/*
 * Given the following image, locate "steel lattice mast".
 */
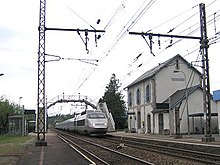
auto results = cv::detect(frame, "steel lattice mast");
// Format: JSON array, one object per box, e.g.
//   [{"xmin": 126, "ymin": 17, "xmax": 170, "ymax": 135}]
[
  {"xmin": 36, "ymin": 0, "xmax": 105, "ymax": 146},
  {"xmin": 200, "ymin": 3, "xmax": 214, "ymax": 142},
  {"xmin": 129, "ymin": 3, "xmax": 214, "ymax": 141},
  {"xmin": 36, "ymin": 0, "xmax": 47, "ymax": 146}
]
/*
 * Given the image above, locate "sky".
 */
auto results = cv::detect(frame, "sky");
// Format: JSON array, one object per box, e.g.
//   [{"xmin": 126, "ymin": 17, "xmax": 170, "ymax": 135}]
[{"xmin": 0, "ymin": 0, "xmax": 219, "ymax": 115}]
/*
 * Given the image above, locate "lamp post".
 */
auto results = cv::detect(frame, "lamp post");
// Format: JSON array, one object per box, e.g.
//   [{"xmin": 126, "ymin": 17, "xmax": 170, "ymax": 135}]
[
  {"xmin": 173, "ymin": 70, "xmax": 190, "ymax": 136},
  {"xmin": 19, "ymin": 97, "xmax": 25, "ymax": 136},
  {"xmin": 19, "ymin": 97, "xmax": 22, "ymax": 107}
]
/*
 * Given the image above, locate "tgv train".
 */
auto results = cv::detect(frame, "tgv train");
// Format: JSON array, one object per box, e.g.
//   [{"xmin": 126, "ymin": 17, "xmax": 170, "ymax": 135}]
[{"xmin": 55, "ymin": 110, "xmax": 108, "ymax": 135}]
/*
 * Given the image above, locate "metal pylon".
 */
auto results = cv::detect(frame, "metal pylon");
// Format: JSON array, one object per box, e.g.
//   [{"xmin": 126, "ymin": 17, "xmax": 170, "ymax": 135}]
[
  {"xmin": 36, "ymin": 0, "xmax": 47, "ymax": 146},
  {"xmin": 200, "ymin": 3, "xmax": 215, "ymax": 142}
]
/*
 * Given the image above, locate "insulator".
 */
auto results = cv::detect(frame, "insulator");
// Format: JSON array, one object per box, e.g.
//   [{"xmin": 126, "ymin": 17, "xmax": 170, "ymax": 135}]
[
  {"xmin": 97, "ymin": 19, "xmax": 101, "ymax": 24},
  {"xmin": 158, "ymin": 37, "xmax": 161, "ymax": 49},
  {"xmin": 97, "ymin": 34, "xmax": 101, "ymax": 39},
  {"xmin": 170, "ymin": 37, "xmax": 173, "ymax": 44}
]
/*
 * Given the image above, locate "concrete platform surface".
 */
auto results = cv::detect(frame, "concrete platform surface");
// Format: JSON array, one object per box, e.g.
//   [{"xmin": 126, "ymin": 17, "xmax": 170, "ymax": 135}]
[
  {"xmin": 108, "ymin": 131, "xmax": 220, "ymax": 146},
  {"xmin": 19, "ymin": 130, "xmax": 93, "ymax": 165}
]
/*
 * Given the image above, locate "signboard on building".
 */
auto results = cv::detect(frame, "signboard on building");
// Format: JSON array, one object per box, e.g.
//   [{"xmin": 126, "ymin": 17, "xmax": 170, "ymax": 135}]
[
  {"xmin": 127, "ymin": 112, "xmax": 135, "ymax": 115},
  {"xmin": 213, "ymin": 90, "xmax": 220, "ymax": 101}
]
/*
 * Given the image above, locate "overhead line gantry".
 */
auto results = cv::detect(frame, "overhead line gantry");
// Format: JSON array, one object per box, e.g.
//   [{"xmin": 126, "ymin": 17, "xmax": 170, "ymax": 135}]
[
  {"xmin": 129, "ymin": 3, "xmax": 214, "ymax": 142},
  {"xmin": 36, "ymin": 0, "xmax": 105, "ymax": 146}
]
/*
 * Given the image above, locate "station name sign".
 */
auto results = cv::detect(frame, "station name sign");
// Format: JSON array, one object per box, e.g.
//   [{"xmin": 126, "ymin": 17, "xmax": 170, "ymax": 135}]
[{"xmin": 127, "ymin": 112, "xmax": 135, "ymax": 115}]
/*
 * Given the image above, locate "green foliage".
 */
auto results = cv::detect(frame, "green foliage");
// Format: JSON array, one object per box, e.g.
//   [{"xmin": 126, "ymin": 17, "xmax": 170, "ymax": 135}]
[
  {"xmin": 100, "ymin": 74, "xmax": 127, "ymax": 129},
  {"xmin": 0, "ymin": 96, "xmax": 22, "ymax": 134},
  {"xmin": 0, "ymin": 134, "xmax": 33, "ymax": 154},
  {"xmin": 0, "ymin": 134, "xmax": 31, "ymax": 144},
  {"xmin": 48, "ymin": 114, "xmax": 74, "ymax": 127}
]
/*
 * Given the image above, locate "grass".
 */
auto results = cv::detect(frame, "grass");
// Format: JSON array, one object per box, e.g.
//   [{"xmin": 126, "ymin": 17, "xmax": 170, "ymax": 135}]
[{"xmin": 0, "ymin": 134, "xmax": 35, "ymax": 155}]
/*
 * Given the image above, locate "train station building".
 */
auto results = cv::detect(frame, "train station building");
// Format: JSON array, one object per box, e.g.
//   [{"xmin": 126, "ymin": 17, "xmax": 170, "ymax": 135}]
[
  {"xmin": 126, "ymin": 54, "xmax": 219, "ymax": 135},
  {"xmin": 7, "ymin": 109, "xmax": 36, "ymax": 136},
  {"xmin": 213, "ymin": 90, "xmax": 220, "ymax": 134}
]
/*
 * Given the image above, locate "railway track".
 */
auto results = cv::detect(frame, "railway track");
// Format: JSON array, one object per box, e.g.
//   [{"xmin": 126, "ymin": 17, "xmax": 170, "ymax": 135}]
[
  {"xmin": 106, "ymin": 136, "xmax": 220, "ymax": 165},
  {"xmin": 57, "ymin": 130, "xmax": 154, "ymax": 165},
  {"xmin": 56, "ymin": 130, "xmax": 220, "ymax": 164}
]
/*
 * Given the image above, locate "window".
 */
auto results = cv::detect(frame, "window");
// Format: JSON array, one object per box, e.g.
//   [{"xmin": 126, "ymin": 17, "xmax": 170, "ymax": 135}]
[
  {"xmin": 136, "ymin": 88, "xmax": 141, "ymax": 105},
  {"xmin": 145, "ymin": 84, "xmax": 151, "ymax": 102},
  {"xmin": 128, "ymin": 91, "xmax": 132, "ymax": 106},
  {"xmin": 175, "ymin": 59, "xmax": 179, "ymax": 70}
]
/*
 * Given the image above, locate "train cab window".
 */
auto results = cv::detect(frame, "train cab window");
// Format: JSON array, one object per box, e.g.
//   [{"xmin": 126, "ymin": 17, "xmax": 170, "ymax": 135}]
[
  {"xmin": 88, "ymin": 113, "xmax": 106, "ymax": 119},
  {"xmin": 81, "ymin": 111, "xmax": 86, "ymax": 115}
]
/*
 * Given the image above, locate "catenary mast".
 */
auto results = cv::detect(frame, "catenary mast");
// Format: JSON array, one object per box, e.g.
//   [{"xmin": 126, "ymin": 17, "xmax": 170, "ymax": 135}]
[{"xmin": 36, "ymin": 0, "xmax": 105, "ymax": 146}]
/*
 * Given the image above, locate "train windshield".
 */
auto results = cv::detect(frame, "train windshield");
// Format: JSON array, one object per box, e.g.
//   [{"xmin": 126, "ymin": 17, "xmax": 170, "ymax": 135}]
[{"xmin": 88, "ymin": 113, "xmax": 106, "ymax": 119}]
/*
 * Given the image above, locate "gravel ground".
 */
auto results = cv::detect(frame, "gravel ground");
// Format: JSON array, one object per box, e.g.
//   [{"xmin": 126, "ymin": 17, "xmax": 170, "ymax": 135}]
[
  {"xmin": 71, "ymin": 134, "xmax": 206, "ymax": 165},
  {"xmin": 0, "ymin": 156, "xmax": 20, "ymax": 165},
  {"xmin": 0, "ymin": 134, "xmax": 35, "ymax": 165}
]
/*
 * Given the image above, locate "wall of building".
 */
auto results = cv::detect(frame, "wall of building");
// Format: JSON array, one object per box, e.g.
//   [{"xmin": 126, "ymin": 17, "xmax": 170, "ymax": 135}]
[
  {"xmin": 213, "ymin": 90, "xmax": 220, "ymax": 134},
  {"xmin": 218, "ymin": 102, "xmax": 220, "ymax": 134},
  {"xmin": 127, "ymin": 78, "xmax": 153, "ymax": 133},
  {"xmin": 127, "ymin": 56, "xmax": 203, "ymax": 134},
  {"xmin": 155, "ymin": 59, "xmax": 201, "ymax": 103},
  {"xmin": 172, "ymin": 89, "xmax": 219, "ymax": 134}
]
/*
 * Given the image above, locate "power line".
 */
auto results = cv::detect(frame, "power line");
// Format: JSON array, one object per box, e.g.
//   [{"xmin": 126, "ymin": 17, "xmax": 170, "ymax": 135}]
[
  {"xmin": 119, "ymin": 3, "xmax": 220, "ymax": 91},
  {"xmin": 104, "ymin": 0, "xmax": 127, "ymax": 30},
  {"xmin": 105, "ymin": 0, "xmax": 156, "ymax": 54},
  {"xmin": 71, "ymin": 0, "xmax": 156, "ymax": 95},
  {"xmin": 64, "ymin": 3, "xmax": 96, "ymax": 30}
]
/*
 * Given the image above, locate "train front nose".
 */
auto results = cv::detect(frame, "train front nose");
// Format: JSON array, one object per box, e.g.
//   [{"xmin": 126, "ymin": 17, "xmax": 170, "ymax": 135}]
[
  {"xmin": 89, "ymin": 120, "xmax": 108, "ymax": 128},
  {"xmin": 94, "ymin": 122, "xmax": 108, "ymax": 128}
]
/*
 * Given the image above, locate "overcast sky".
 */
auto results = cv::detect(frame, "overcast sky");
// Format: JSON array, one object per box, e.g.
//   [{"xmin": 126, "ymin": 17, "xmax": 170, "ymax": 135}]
[{"xmin": 0, "ymin": 0, "xmax": 219, "ymax": 115}]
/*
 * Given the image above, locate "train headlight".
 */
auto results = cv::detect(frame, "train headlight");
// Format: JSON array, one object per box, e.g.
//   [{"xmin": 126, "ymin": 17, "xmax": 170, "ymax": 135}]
[{"xmin": 89, "ymin": 122, "xmax": 96, "ymax": 127}]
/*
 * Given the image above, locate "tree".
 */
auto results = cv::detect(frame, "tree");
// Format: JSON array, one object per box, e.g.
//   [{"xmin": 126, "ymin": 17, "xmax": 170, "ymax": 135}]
[
  {"xmin": 0, "ymin": 96, "xmax": 21, "ymax": 134},
  {"xmin": 100, "ymin": 74, "xmax": 127, "ymax": 129}
]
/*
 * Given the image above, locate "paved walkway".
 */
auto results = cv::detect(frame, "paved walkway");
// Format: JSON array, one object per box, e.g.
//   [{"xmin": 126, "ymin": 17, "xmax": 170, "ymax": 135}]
[
  {"xmin": 108, "ymin": 131, "xmax": 220, "ymax": 145},
  {"xmin": 18, "ymin": 130, "xmax": 219, "ymax": 164},
  {"xmin": 19, "ymin": 130, "xmax": 93, "ymax": 165}
]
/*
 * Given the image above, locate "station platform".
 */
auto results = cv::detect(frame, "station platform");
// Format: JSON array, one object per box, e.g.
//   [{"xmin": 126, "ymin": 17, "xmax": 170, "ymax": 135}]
[
  {"xmin": 19, "ymin": 130, "xmax": 94, "ymax": 165},
  {"xmin": 108, "ymin": 131, "xmax": 220, "ymax": 146}
]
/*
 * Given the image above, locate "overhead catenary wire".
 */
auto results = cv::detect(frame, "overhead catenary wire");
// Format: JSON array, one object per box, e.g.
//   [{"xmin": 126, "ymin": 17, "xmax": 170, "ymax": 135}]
[
  {"xmin": 146, "ymin": 0, "xmax": 216, "ymax": 33},
  {"xmin": 105, "ymin": 0, "xmax": 156, "ymax": 55},
  {"xmin": 72, "ymin": 0, "xmax": 156, "ymax": 95},
  {"xmin": 122, "ymin": 4, "xmax": 204, "ymax": 79},
  {"xmin": 65, "ymin": 4, "xmax": 96, "ymax": 30},
  {"xmin": 118, "ymin": 1, "xmax": 219, "ymax": 90},
  {"xmin": 148, "ymin": 11, "xmax": 220, "ymax": 58},
  {"xmin": 104, "ymin": 0, "xmax": 127, "ymax": 31},
  {"xmin": 71, "ymin": 0, "xmax": 204, "ymax": 96},
  {"xmin": 145, "ymin": 1, "xmax": 219, "ymax": 51},
  {"xmin": 72, "ymin": 67, "xmax": 97, "ymax": 95},
  {"xmin": 148, "ymin": 6, "xmax": 198, "ymax": 33},
  {"xmin": 119, "ymin": 4, "xmax": 220, "ymax": 89},
  {"xmin": 52, "ymin": 0, "xmax": 219, "ymax": 107},
  {"xmin": 179, "ymin": 51, "xmax": 202, "ymax": 120}
]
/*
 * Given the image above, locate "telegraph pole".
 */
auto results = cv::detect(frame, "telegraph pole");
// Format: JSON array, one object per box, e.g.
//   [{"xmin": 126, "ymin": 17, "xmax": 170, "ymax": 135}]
[
  {"xmin": 129, "ymin": 3, "xmax": 214, "ymax": 141},
  {"xmin": 36, "ymin": 0, "xmax": 105, "ymax": 146}
]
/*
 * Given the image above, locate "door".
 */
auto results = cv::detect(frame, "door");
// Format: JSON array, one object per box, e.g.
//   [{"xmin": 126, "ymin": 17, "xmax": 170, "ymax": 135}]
[
  {"xmin": 159, "ymin": 113, "xmax": 164, "ymax": 134},
  {"xmin": 137, "ymin": 111, "xmax": 141, "ymax": 129},
  {"xmin": 147, "ymin": 114, "xmax": 151, "ymax": 133}
]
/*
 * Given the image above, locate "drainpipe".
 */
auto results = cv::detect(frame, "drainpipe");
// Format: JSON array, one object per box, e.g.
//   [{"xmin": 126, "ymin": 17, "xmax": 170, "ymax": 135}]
[{"xmin": 152, "ymin": 78, "xmax": 156, "ymax": 134}]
